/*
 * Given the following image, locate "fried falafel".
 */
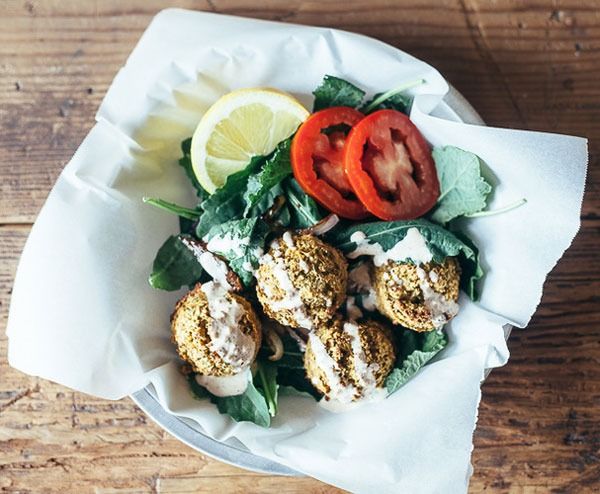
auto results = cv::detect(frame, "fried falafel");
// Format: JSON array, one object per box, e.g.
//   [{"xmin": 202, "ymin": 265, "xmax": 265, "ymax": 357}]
[
  {"xmin": 255, "ymin": 232, "xmax": 347, "ymax": 330},
  {"xmin": 171, "ymin": 282, "xmax": 261, "ymax": 376},
  {"xmin": 373, "ymin": 257, "xmax": 460, "ymax": 332},
  {"xmin": 304, "ymin": 319, "xmax": 395, "ymax": 402}
]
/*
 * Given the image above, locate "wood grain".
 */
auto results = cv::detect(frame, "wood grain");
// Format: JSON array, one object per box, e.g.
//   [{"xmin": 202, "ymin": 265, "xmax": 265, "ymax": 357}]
[{"xmin": 1, "ymin": 1, "xmax": 598, "ymax": 493}]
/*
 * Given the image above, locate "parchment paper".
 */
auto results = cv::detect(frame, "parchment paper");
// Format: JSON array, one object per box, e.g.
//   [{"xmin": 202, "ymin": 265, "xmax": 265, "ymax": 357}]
[{"xmin": 7, "ymin": 9, "xmax": 587, "ymax": 493}]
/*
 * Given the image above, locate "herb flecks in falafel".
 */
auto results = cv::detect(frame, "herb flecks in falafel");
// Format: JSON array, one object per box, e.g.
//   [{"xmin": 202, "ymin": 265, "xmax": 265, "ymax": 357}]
[
  {"xmin": 373, "ymin": 258, "xmax": 460, "ymax": 332},
  {"xmin": 256, "ymin": 233, "xmax": 347, "ymax": 330},
  {"xmin": 304, "ymin": 319, "xmax": 395, "ymax": 403}
]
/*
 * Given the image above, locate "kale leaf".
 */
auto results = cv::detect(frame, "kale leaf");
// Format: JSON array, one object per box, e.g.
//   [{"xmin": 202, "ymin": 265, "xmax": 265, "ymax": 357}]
[
  {"xmin": 283, "ymin": 177, "xmax": 323, "ymax": 229},
  {"xmin": 211, "ymin": 379, "xmax": 271, "ymax": 427},
  {"xmin": 430, "ymin": 146, "xmax": 492, "ymax": 224},
  {"xmin": 243, "ymin": 138, "xmax": 293, "ymax": 214},
  {"xmin": 312, "ymin": 75, "xmax": 365, "ymax": 111},
  {"xmin": 195, "ymin": 155, "xmax": 266, "ymax": 238},
  {"xmin": 361, "ymin": 91, "xmax": 411, "ymax": 114},
  {"xmin": 386, "ymin": 330, "xmax": 448, "ymax": 394},
  {"xmin": 255, "ymin": 360, "xmax": 279, "ymax": 417},
  {"xmin": 187, "ymin": 372, "xmax": 272, "ymax": 427},
  {"xmin": 148, "ymin": 235, "xmax": 204, "ymax": 291},
  {"xmin": 203, "ymin": 217, "xmax": 271, "ymax": 287}
]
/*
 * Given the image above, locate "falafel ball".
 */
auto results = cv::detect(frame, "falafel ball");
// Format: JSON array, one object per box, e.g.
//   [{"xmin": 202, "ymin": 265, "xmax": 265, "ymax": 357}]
[
  {"xmin": 255, "ymin": 232, "xmax": 347, "ymax": 330},
  {"xmin": 373, "ymin": 257, "xmax": 461, "ymax": 332},
  {"xmin": 304, "ymin": 319, "xmax": 395, "ymax": 402},
  {"xmin": 171, "ymin": 283, "xmax": 261, "ymax": 376}
]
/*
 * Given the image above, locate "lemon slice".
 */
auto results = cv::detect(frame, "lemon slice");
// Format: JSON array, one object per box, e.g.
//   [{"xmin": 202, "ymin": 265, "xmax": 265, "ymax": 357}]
[{"xmin": 191, "ymin": 88, "xmax": 310, "ymax": 193}]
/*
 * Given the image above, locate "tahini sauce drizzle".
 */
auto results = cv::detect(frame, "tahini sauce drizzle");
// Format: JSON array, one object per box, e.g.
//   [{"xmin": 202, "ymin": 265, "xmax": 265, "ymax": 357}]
[
  {"xmin": 416, "ymin": 267, "xmax": 459, "ymax": 328},
  {"xmin": 259, "ymin": 239, "xmax": 313, "ymax": 330},
  {"xmin": 195, "ymin": 368, "xmax": 251, "ymax": 397},
  {"xmin": 312, "ymin": 322, "xmax": 382, "ymax": 408},
  {"xmin": 200, "ymin": 282, "xmax": 256, "ymax": 374},
  {"xmin": 348, "ymin": 227, "xmax": 433, "ymax": 266}
]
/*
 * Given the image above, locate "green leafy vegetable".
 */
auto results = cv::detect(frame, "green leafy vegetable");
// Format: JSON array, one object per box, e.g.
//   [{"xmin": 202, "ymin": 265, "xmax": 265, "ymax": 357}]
[
  {"xmin": 255, "ymin": 361, "xmax": 279, "ymax": 417},
  {"xmin": 196, "ymin": 139, "xmax": 295, "ymax": 237},
  {"xmin": 312, "ymin": 75, "xmax": 365, "ymax": 111},
  {"xmin": 327, "ymin": 218, "xmax": 483, "ymax": 299},
  {"xmin": 386, "ymin": 330, "xmax": 447, "ymax": 394},
  {"xmin": 179, "ymin": 138, "xmax": 209, "ymax": 201},
  {"xmin": 430, "ymin": 146, "xmax": 492, "ymax": 224},
  {"xmin": 283, "ymin": 177, "xmax": 323, "ymax": 229},
  {"xmin": 179, "ymin": 216, "xmax": 197, "ymax": 235},
  {"xmin": 243, "ymin": 138, "xmax": 293, "ymax": 214},
  {"xmin": 272, "ymin": 332, "xmax": 305, "ymax": 369},
  {"xmin": 195, "ymin": 155, "xmax": 265, "ymax": 238},
  {"xmin": 362, "ymin": 91, "xmax": 411, "ymax": 114},
  {"xmin": 277, "ymin": 368, "xmax": 321, "ymax": 400},
  {"xmin": 360, "ymin": 78, "xmax": 424, "ymax": 114},
  {"xmin": 272, "ymin": 333, "xmax": 321, "ymax": 399},
  {"xmin": 187, "ymin": 372, "xmax": 273, "ymax": 427},
  {"xmin": 203, "ymin": 217, "xmax": 271, "ymax": 286},
  {"xmin": 143, "ymin": 197, "xmax": 201, "ymax": 221},
  {"xmin": 211, "ymin": 379, "xmax": 271, "ymax": 427},
  {"xmin": 149, "ymin": 235, "xmax": 204, "ymax": 291}
]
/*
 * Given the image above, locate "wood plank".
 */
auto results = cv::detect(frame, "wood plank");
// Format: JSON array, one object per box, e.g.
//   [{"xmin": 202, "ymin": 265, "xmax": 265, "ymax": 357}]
[{"xmin": 1, "ymin": 0, "xmax": 599, "ymax": 493}]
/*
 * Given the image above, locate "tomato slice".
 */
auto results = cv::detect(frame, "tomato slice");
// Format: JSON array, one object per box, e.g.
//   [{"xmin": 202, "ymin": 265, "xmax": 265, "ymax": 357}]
[
  {"xmin": 291, "ymin": 107, "xmax": 369, "ymax": 220},
  {"xmin": 343, "ymin": 109, "xmax": 439, "ymax": 220}
]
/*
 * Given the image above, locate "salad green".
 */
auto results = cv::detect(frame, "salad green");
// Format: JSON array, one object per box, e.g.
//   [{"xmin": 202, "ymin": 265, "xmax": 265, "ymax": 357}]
[{"xmin": 146, "ymin": 75, "xmax": 509, "ymax": 427}]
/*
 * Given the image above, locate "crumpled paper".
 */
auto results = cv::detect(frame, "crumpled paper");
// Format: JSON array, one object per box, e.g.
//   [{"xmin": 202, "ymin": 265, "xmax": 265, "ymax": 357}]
[{"xmin": 6, "ymin": 9, "xmax": 587, "ymax": 493}]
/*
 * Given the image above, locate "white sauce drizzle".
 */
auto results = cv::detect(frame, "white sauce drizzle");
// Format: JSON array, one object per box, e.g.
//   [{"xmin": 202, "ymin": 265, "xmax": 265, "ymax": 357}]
[
  {"xmin": 344, "ymin": 322, "xmax": 379, "ymax": 396},
  {"xmin": 199, "ymin": 252, "xmax": 231, "ymax": 289},
  {"xmin": 259, "ymin": 240, "xmax": 313, "ymax": 330},
  {"xmin": 195, "ymin": 368, "xmax": 250, "ymax": 397},
  {"xmin": 348, "ymin": 263, "xmax": 377, "ymax": 312},
  {"xmin": 282, "ymin": 231, "xmax": 295, "ymax": 248},
  {"xmin": 200, "ymin": 282, "xmax": 255, "ymax": 373},
  {"xmin": 416, "ymin": 267, "xmax": 459, "ymax": 328},
  {"xmin": 180, "ymin": 237, "xmax": 231, "ymax": 289},
  {"xmin": 241, "ymin": 247, "xmax": 264, "ymax": 276},
  {"xmin": 310, "ymin": 322, "xmax": 382, "ymax": 406},
  {"xmin": 308, "ymin": 332, "xmax": 356, "ymax": 403},
  {"xmin": 204, "ymin": 232, "xmax": 249, "ymax": 258},
  {"xmin": 348, "ymin": 227, "xmax": 433, "ymax": 266}
]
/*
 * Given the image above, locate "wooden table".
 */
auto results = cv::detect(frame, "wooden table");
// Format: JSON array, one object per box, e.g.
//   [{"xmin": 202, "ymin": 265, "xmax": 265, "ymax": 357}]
[{"xmin": 1, "ymin": 1, "xmax": 598, "ymax": 492}]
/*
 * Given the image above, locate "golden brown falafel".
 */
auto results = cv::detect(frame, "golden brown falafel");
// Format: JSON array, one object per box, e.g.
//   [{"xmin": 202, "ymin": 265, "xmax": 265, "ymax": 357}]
[
  {"xmin": 255, "ymin": 233, "xmax": 347, "ymax": 330},
  {"xmin": 304, "ymin": 319, "xmax": 395, "ymax": 402},
  {"xmin": 171, "ymin": 283, "xmax": 261, "ymax": 376},
  {"xmin": 373, "ymin": 257, "xmax": 461, "ymax": 332}
]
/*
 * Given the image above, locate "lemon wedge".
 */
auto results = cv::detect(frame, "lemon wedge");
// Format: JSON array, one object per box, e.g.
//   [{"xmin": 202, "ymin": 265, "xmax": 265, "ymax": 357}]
[{"xmin": 191, "ymin": 88, "xmax": 310, "ymax": 193}]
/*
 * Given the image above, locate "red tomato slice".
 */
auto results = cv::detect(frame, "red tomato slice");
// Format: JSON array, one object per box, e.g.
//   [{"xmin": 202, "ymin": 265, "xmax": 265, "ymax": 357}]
[
  {"xmin": 343, "ymin": 109, "xmax": 440, "ymax": 220},
  {"xmin": 291, "ymin": 107, "xmax": 369, "ymax": 220}
]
